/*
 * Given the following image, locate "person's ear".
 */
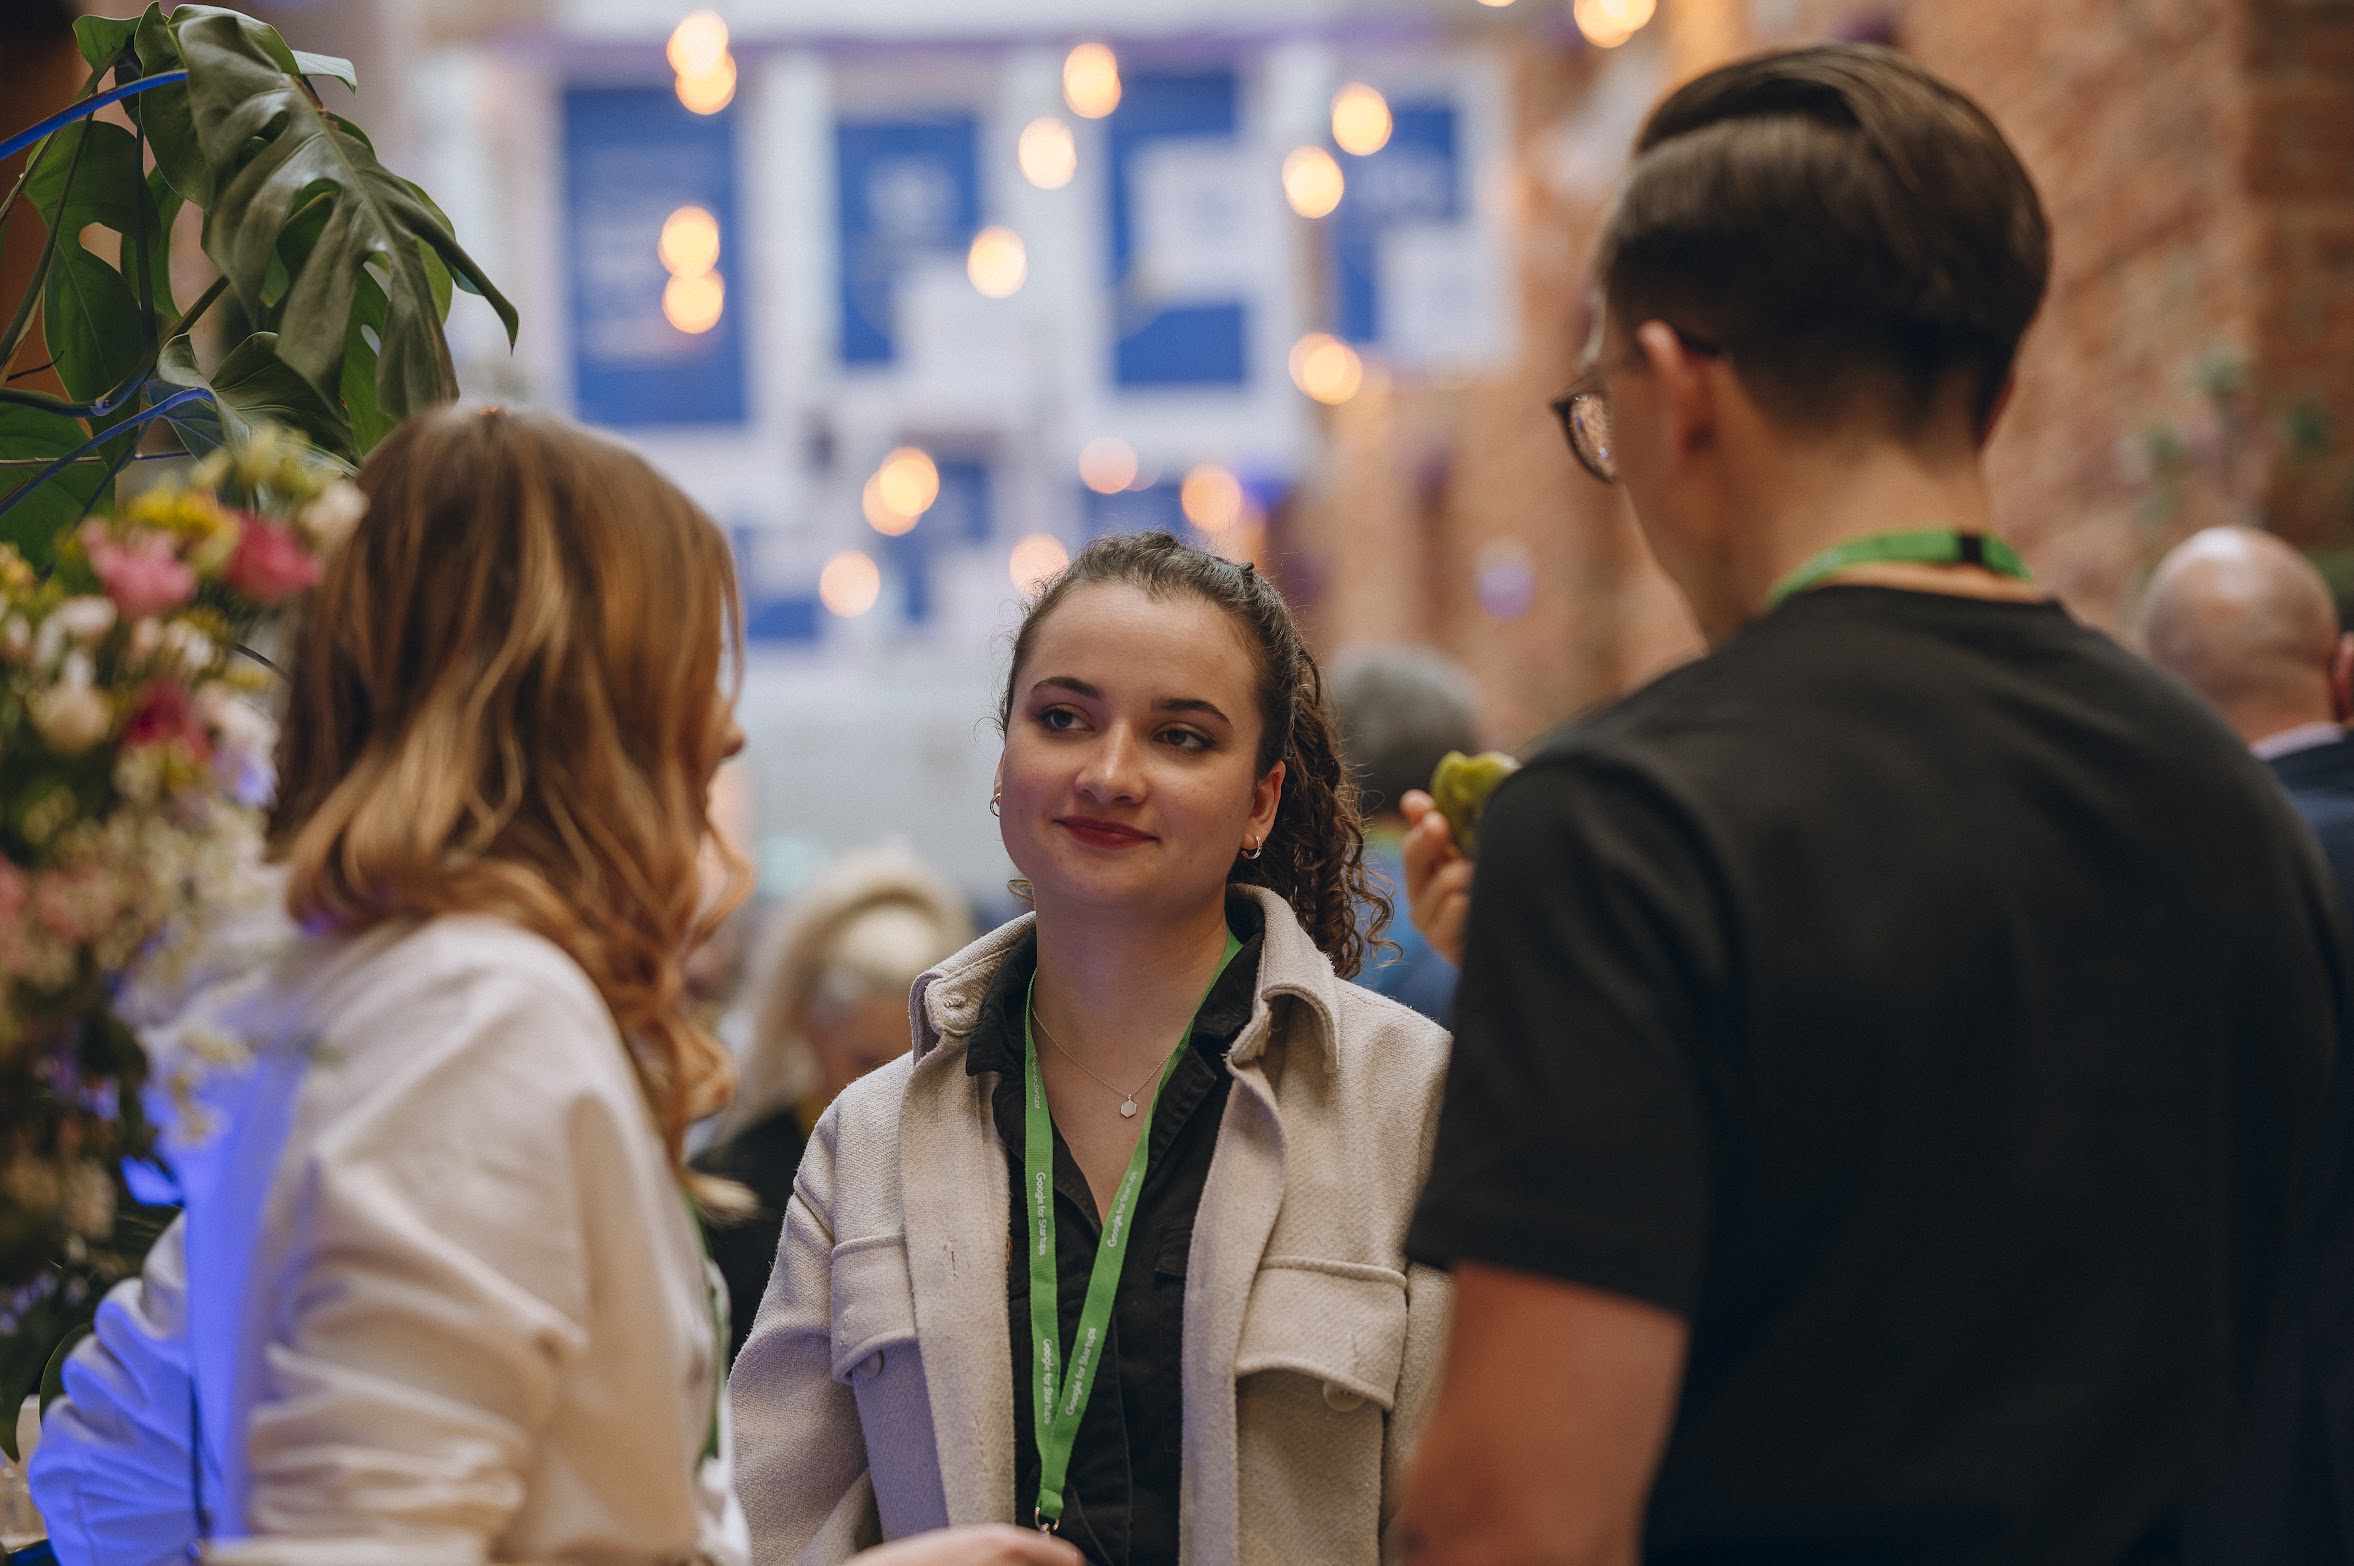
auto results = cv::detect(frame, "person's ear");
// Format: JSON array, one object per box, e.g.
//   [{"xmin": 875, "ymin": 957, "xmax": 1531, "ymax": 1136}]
[
  {"xmin": 2329, "ymin": 634, "xmax": 2354, "ymax": 724},
  {"xmin": 1634, "ymin": 320, "xmax": 1718, "ymax": 467},
  {"xmin": 1250, "ymin": 760, "xmax": 1286, "ymax": 843}
]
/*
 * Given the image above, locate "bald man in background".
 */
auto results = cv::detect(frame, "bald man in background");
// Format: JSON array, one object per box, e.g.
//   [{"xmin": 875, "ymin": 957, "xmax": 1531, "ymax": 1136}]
[
  {"xmin": 2144, "ymin": 525, "xmax": 2354, "ymax": 1563},
  {"xmin": 2141, "ymin": 526, "xmax": 2354, "ymax": 909}
]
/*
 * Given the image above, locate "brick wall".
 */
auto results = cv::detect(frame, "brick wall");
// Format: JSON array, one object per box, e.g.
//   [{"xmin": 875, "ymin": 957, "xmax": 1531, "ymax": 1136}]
[{"xmin": 1285, "ymin": 0, "xmax": 2354, "ymax": 749}]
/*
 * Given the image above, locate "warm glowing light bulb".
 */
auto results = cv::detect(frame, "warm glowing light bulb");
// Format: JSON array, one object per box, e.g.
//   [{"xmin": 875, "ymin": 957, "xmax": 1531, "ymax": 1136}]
[
  {"xmin": 1063, "ymin": 43, "xmax": 1121, "ymax": 119},
  {"xmin": 819, "ymin": 550, "xmax": 882, "ymax": 617},
  {"xmin": 861, "ymin": 475, "xmax": 915, "ymax": 536},
  {"xmin": 1573, "ymin": 0, "xmax": 1657, "ymax": 47},
  {"xmin": 876, "ymin": 446, "xmax": 940, "ymax": 519},
  {"xmin": 666, "ymin": 11, "xmax": 729, "ymax": 77},
  {"xmin": 658, "ymin": 205, "xmax": 720, "ymax": 276},
  {"xmin": 676, "ymin": 53, "xmax": 737, "ymax": 114},
  {"xmin": 1180, "ymin": 465, "xmax": 1245, "ymax": 534},
  {"xmin": 662, "ymin": 270, "xmax": 724, "ymax": 333},
  {"xmin": 1078, "ymin": 437, "xmax": 1139, "ymax": 495},
  {"xmin": 1331, "ymin": 84, "xmax": 1392, "ymax": 157},
  {"xmin": 1018, "ymin": 117, "xmax": 1079, "ymax": 190},
  {"xmin": 1282, "ymin": 146, "xmax": 1345, "ymax": 219},
  {"xmin": 967, "ymin": 226, "xmax": 1028, "ymax": 299},
  {"xmin": 1288, "ymin": 332, "xmax": 1364, "ymax": 405},
  {"xmin": 1476, "ymin": 0, "xmax": 1515, "ymax": 6},
  {"xmin": 1010, "ymin": 532, "xmax": 1071, "ymax": 594}
]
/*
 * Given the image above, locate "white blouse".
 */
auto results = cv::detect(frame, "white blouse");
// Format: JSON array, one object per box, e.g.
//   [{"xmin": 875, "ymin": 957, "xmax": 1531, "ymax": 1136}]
[{"xmin": 29, "ymin": 915, "xmax": 747, "ymax": 1566}]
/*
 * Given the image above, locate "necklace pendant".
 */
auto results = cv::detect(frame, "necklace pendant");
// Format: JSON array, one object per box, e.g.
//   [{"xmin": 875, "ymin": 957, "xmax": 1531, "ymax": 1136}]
[{"xmin": 1120, "ymin": 1098, "xmax": 1138, "ymax": 1118}]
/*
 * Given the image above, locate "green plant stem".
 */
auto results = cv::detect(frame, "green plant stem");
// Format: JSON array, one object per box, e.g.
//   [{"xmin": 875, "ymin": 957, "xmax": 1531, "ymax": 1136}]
[{"xmin": 0, "ymin": 122, "xmax": 91, "ymax": 381}]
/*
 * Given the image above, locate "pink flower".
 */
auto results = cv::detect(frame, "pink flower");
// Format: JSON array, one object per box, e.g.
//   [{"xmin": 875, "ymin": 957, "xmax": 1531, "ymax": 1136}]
[
  {"xmin": 123, "ymin": 680, "xmax": 212, "ymax": 761},
  {"xmin": 33, "ymin": 865, "xmax": 123, "ymax": 946},
  {"xmin": 81, "ymin": 524, "xmax": 196, "ymax": 620},
  {"xmin": 0, "ymin": 862, "xmax": 26, "ymax": 926},
  {"xmin": 223, "ymin": 517, "xmax": 322, "ymax": 603}
]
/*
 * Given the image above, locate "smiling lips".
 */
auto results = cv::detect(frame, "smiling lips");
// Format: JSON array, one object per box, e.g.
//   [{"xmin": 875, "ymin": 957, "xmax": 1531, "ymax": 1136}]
[{"xmin": 1057, "ymin": 816, "xmax": 1155, "ymax": 851}]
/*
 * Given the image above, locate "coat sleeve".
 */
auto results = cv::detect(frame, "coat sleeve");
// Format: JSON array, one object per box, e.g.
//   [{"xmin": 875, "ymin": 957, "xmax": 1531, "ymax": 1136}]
[
  {"xmin": 28, "ymin": 1214, "xmax": 204, "ymax": 1566},
  {"xmin": 728, "ymin": 1107, "xmax": 882, "ymax": 1565},
  {"xmin": 1380, "ymin": 1259, "xmax": 1455, "ymax": 1562}
]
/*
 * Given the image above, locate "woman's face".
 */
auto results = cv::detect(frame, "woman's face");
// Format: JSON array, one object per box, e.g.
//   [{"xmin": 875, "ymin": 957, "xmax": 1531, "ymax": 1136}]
[{"xmin": 1000, "ymin": 582, "xmax": 1284, "ymax": 924}]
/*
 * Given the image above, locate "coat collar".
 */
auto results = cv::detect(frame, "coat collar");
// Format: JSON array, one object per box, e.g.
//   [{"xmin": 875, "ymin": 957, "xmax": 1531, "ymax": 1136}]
[{"xmin": 910, "ymin": 884, "xmax": 1344, "ymax": 1074}]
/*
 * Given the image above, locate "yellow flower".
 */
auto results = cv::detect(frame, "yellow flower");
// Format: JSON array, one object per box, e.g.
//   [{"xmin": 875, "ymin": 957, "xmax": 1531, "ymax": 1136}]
[
  {"xmin": 121, "ymin": 485, "xmax": 239, "ymax": 556},
  {"xmin": 0, "ymin": 544, "xmax": 33, "ymax": 603}
]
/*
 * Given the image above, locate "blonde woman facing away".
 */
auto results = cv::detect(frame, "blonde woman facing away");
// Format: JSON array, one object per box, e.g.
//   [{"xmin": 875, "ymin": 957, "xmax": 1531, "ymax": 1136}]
[
  {"xmin": 730, "ymin": 533, "xmax": 1454, "ymax": 1565},
  {"xmin": 696, "ymin": 851, "xmax": 976, "ymax": 1359},
  {"xmin": 28, "ymin": 408, "xmax": 1075, "ymax": 1566}
]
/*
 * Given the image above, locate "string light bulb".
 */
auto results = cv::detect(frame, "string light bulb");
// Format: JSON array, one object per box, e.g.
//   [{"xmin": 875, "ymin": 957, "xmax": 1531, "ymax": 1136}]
[
  {"xmin": 1079, "ymin": 437, "xmax": 1139, "ymax": 495},
  {"xmin": 967, "ymin": 226, "xmax": 1028, "ymax": 298},
  {"xmin": 819, "ymin": 550, "xmax": 882, "ymax": 618},
  {"xmin": 1018, "ymin": 117, "xmax": 1079, "ymax": 190},
  {"xmin": 1062, "ymin": 43, "xmax": 1122, "ymax": 119},
  {"xmin": 662, "ymin": 271, "xmax": 724, "ymax": 334},
  {"xmin": 666, "ymin": 11, "xmax": 728, "ymax": 77},
  {"xmin": 658, "ymin": 206, "xmax": 720, "ymax": 275},
  {"xmin": 1282, "ymin": 146, "xmax": 1345, "ymax": 219},
  {"xmin": 1011, "ymin": 533, "xmax": 1070, "ymax": 594},
  {"xmin": 1331, "ymin": 83, "xmax": 1392, "ymax": 156},
  {"xmin": 875, "ymin": 446, "xmax": 940, "ymax": 518},
  {"xmin": 1573, "ymin": 0, "xmax": 1657, "ymax": 47},
  {"xmin": 1180, "ymin": 465, "xmax": 1245, "ymax": 533},
  {"xmin": 1288, "ymin": 332, "xmax": 1364, "ymax": 405}
]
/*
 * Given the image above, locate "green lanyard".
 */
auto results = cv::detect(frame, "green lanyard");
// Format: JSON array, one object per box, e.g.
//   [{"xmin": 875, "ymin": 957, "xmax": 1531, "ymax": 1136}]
[
  {"xmin": 1768, "ymin": 528, "xmax": 2032, "ymax": 607},
  {"xmin": 1023, "ymin": 929, "xmax": 1242, "ymax": 1532}
]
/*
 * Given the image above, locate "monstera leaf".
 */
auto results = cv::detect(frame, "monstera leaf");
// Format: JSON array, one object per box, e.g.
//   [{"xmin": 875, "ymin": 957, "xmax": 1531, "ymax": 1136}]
[{"xmin": 178, "ymin": 9, "xmax": 516, "ymax": 426}]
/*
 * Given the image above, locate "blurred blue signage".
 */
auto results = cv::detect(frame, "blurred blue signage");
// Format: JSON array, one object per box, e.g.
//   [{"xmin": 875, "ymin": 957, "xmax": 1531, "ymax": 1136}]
[
  {"xmin": 837, "ymin": 118, "xmax": 980, "ymax": 366},
  {"xmin": 1331, "ymin": 101, "xmax": 1461, "ymax": 348},
  {"xmin": 881, "ymin": 458, "xmax": 993, "ymax": 626},
  {"xmin": 1084, "ymin": 481, "xmax": 1187, "ymax": 538},
  {"xmin": 732, "ymin": 528, "xmax": 821, "ymax": 645},
  {"xmin": 1108, "ymin": 71, "xmax": 1250, "ymax": 389},
  {"xmin": 563, "ymin": 87, "xmax": 748, "ymax": 428}
]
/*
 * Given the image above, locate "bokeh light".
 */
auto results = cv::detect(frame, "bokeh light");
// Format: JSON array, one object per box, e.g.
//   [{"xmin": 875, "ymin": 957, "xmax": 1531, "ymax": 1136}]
[
  {"xmin": 819, "ymin": 550, "xmax": 883, "ymax": 617},
  {"xmin": 1282, "ymin": 146, "xmax": 1345, "ymax": 219},
  {"xmin": 1180, "ymin": 465, "xmax": 1245, "ymax": 534},
  {"xmin": 658, "ymin": 205, "xmax": 720, "ymax": 276},
  {"xmin": 967, "ymin": 226, "xmax": 1029, "ymax": 298},
  {"xmin": 665, "ymin": 11, "xmax": 728, "ymax": 77},
  {"xmin": 1079, "ymin": 437, "xmax": 1139, "ymax": 495},
  {"xmin": 1331, "ymin": 84, "xmax": 1393, "ymax": 157},
  {"xmin": 1019, "ymin": 117, "xmax": 1079, "ymax": 190},
  {"xmin": 876, "ymin": 446, "xmax": 940, "ymax": 518},
  {"xmin": 676, "ymin": 53, "xmax": 736, "ymax": 115},
  {"xmin": 1063, "ymin": 43, "xmax": 1122, "ymax": 120},
  {"xmin": 862, "ymin": 475, "xmax": 917, "ymax": 536},
  {"xmin": 1573, "ymin": 0, "xmax": 1657, "ymax": 47},
  {"xmin": 662, "ymin": 270, "xmax": 724, "ymax": 333},
  {"xmin": 1288, "ymin": 332, "xmax": 1364, "ymax": 405},
  {"xmin": 1011, "ymin": 533, "xmax": 1071, "ymax": 594}
]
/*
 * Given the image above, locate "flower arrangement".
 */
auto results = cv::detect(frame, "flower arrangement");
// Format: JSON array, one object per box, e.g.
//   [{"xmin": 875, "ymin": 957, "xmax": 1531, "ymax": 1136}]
[{"xmin": 0, "ymin": 430, "xmax": 357, "ymax": 1444}]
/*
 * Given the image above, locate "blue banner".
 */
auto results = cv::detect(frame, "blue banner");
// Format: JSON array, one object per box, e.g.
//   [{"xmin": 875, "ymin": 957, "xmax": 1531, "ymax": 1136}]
[
  {"xmin": 836, "ymin": 118, "xmax": 980, "ymax": 366},
  {"xmin": 563, "ymin": 87, "xmax": 748, "ymax": 428},
  {"xmin": 1108, "ymin": 71, "xmax": 1248, "ymax": 389},
  {"xmin": 1331, "ymin": 102, "xmax": 1460, "ymax": 347}
]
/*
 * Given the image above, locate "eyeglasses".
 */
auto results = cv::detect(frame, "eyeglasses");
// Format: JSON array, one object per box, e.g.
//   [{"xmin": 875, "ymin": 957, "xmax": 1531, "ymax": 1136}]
[{"xmin": 1550, "ymin": 330, "xmax": 1725, "ymax": 485}]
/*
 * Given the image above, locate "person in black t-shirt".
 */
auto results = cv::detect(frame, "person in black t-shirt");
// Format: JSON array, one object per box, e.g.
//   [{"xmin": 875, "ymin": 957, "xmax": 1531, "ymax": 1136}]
[{"xmin": 1392, "ymin": 45, "xmax": 2344, "ymax": 1566}]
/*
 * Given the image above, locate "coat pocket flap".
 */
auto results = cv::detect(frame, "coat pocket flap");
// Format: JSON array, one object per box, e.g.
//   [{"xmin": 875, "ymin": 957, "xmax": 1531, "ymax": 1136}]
[
  {"xmin": 1233, "ymin": 1256, "xmax": 1410, "ymax": 1411},
  {"xmin": 829, "ymin": 1231, "xmax": 919, "ymax": 1382}
]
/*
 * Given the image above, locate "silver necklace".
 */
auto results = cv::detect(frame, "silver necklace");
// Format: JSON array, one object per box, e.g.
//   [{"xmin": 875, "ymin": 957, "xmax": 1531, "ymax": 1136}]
[{"xmin": 1030, "ymin": 1007, "xmax": 1173, "ymax": 1118}]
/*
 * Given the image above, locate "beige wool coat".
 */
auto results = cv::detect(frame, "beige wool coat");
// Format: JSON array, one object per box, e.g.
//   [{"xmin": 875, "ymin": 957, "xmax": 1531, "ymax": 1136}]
[{"xmin": 728, "ymin": 885, "xmax": 1454, "ymax": 1566}]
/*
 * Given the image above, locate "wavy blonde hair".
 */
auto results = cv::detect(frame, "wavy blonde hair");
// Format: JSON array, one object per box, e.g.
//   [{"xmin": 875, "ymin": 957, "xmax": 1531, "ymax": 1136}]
[{"xmin": 269, "ymin": 406, "xmax": 749, "ymax": 1170}]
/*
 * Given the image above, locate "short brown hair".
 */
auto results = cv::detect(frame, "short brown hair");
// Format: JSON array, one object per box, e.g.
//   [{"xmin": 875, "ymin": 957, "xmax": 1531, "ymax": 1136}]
[{"xmin": 1595, "ymin": 44, "xmax": 2050, "ymax": 433}]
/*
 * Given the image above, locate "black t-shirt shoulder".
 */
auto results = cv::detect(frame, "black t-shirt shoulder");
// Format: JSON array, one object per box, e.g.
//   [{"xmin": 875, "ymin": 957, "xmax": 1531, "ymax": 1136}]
[{"xmin": 1410, "ymin": 585, "xmax": 2344, "ymax": 1565}]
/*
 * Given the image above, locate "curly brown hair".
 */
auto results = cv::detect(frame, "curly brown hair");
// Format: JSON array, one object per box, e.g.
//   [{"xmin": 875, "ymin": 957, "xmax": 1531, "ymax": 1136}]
[{"xmin": 999, "ymin": 532, "xmax": 1388, "ymax": 978}]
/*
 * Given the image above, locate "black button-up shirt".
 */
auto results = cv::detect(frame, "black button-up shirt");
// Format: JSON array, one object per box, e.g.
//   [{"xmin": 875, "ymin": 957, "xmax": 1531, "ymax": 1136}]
[{"xmin": 967, "ymin": 898, "xmax": 1265, "ymax": 1566}]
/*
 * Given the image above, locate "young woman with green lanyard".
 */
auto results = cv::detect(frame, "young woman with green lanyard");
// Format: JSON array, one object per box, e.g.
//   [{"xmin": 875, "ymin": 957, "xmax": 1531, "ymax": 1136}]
[{"xmin": 731, "ymin": 533, "xmax": 1455, "ymax": 1565}]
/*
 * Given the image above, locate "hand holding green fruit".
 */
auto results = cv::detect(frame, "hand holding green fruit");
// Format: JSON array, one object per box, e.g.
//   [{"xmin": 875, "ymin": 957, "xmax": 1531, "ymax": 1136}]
[{"xmin": 1429, "ymin": 750, "xmax": 1520, "ymax": 857}]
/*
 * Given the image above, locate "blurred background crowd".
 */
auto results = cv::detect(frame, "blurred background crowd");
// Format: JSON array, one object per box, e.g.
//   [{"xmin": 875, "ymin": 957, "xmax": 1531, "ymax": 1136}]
[{"xmin": 5, "ymin": 0, "xmax": 2345, "ymax": 1081}]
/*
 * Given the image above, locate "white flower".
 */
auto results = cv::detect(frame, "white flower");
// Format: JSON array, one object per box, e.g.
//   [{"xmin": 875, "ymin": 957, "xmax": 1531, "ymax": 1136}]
[
  {"xmin": 159, "ymin": 620, "xmax": 216, "ymax": 678},
  {"xmin": 299, "ymin": 479, "xmax": 368, "ymax": 553},
  {"xmin": 127, "ymin": 617, "xmax": 162, "ymax": 663},
  {"xmin": 29, "ymin": 653, "xmax": 111, "ymax": 755},
  {"xmin": 49, "ymin": 596, "xmax": 117, "ymax": 646}
]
